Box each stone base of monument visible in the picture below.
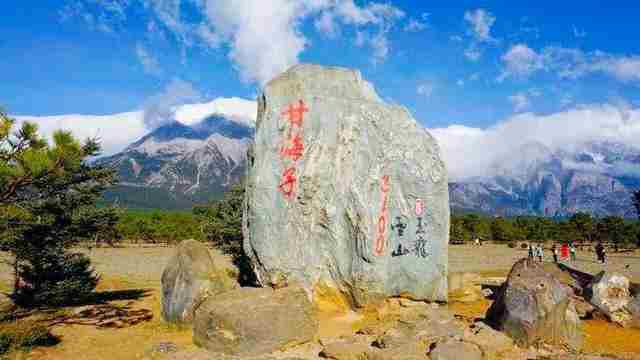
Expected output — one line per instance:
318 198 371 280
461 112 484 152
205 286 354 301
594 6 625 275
192 285 318 356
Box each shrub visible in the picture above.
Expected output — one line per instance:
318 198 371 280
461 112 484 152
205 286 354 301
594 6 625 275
16 252 99 307
0 320 58 354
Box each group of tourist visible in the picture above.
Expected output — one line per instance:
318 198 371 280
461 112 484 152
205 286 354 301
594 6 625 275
528 242 577 263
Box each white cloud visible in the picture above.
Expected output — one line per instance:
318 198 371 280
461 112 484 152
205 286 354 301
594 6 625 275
142 78 201 130
14 96 257 156
573 25 587 38
59 0 130 34
509 88 541 112
135 43 162 76
314 11 339 37
16 112 146 157
594 55 640 82
508 93 530 112
498 43 543 81
404 15 427 32
430 102 640 180
499 44 640 83
464 47 482 61
460 8 497 61
456 79 464 87
464 9 496 43
66 0 407 85
417 83 434 97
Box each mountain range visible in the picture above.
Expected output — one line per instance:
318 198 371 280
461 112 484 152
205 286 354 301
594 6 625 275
18 99 640 217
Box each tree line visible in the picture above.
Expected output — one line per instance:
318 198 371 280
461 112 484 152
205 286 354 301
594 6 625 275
452 212 640 247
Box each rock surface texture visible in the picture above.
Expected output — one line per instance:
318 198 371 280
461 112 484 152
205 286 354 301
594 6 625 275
587 272 633 327
193 286 318 356
485 258 583 350
243 64 450 306
161 240 236 323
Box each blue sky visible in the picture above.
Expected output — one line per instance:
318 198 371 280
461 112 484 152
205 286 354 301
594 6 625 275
2 0 640 130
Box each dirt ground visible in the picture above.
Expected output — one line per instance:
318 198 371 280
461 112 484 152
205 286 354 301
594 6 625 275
1 244 640 359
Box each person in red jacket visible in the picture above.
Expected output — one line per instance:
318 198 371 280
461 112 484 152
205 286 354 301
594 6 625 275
561 243 569 261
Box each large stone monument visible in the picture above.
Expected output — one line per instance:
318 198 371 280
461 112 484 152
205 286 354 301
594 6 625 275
243 64 449 306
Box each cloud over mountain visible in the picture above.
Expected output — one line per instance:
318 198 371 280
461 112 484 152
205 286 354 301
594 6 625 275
14 97 256 156
16 97 640 184
431 102 640 180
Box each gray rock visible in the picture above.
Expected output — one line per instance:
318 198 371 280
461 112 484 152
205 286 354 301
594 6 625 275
243 64 449 307
319 336 372 360
193 285 318 356
627 294 640 328
146 341 179 358
429 339 482 360
463 321 514 357
485 258 583 349
161 240 236 323
587 272 633 327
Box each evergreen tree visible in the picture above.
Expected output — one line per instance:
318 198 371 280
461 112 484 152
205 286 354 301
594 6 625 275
632 190 640 220
0 109 118 307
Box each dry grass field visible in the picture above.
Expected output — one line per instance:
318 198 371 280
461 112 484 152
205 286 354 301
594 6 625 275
1 244 639 359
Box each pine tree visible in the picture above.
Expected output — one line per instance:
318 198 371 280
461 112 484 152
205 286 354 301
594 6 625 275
0 109 118 307
632 190 640 220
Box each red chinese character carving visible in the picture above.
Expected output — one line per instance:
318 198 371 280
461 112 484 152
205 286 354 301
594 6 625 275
374 175 391 256
281 100 309 128
278 166 297 199
280 133 304 161
415 199 424 216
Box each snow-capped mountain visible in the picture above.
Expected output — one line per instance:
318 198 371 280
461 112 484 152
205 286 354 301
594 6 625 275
21 99 640 214
450 141 640 218
100 114 253 208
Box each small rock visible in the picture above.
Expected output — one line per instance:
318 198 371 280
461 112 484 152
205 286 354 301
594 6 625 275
398 298 428 308
587 272 632 326
319 336 371 360
161 240 237 324
463 321 513 356
429 339 482 360
573 297 596 318
149 342 179 354
193 285 318 356
481 288 493 298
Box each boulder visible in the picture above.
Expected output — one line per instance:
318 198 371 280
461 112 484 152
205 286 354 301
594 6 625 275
485 258 583 349
193 285 318 356
463 321 514 358
319 336 372 360
626 294 640 328
429 339 482 360
161 240 236 324
586 272 633 326
243 64 449 307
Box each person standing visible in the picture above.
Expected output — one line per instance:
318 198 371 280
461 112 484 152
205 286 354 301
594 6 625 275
536 245 544 262
561 243 569 261
595 242 604 263
552 244 558 263
528 243 534 259
570 243 577 261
